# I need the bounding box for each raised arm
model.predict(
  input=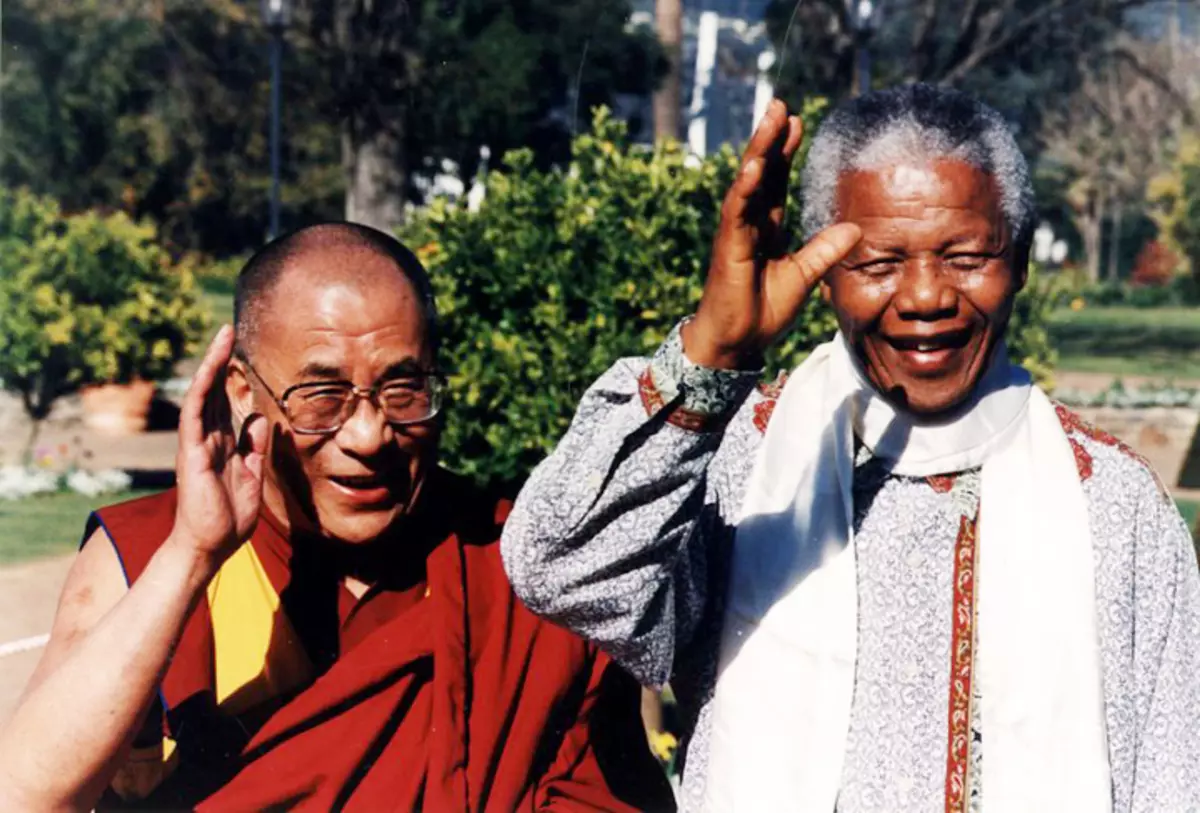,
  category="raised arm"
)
[501,328,760,687]
[0,326,266,810]
[502,100,861,686]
